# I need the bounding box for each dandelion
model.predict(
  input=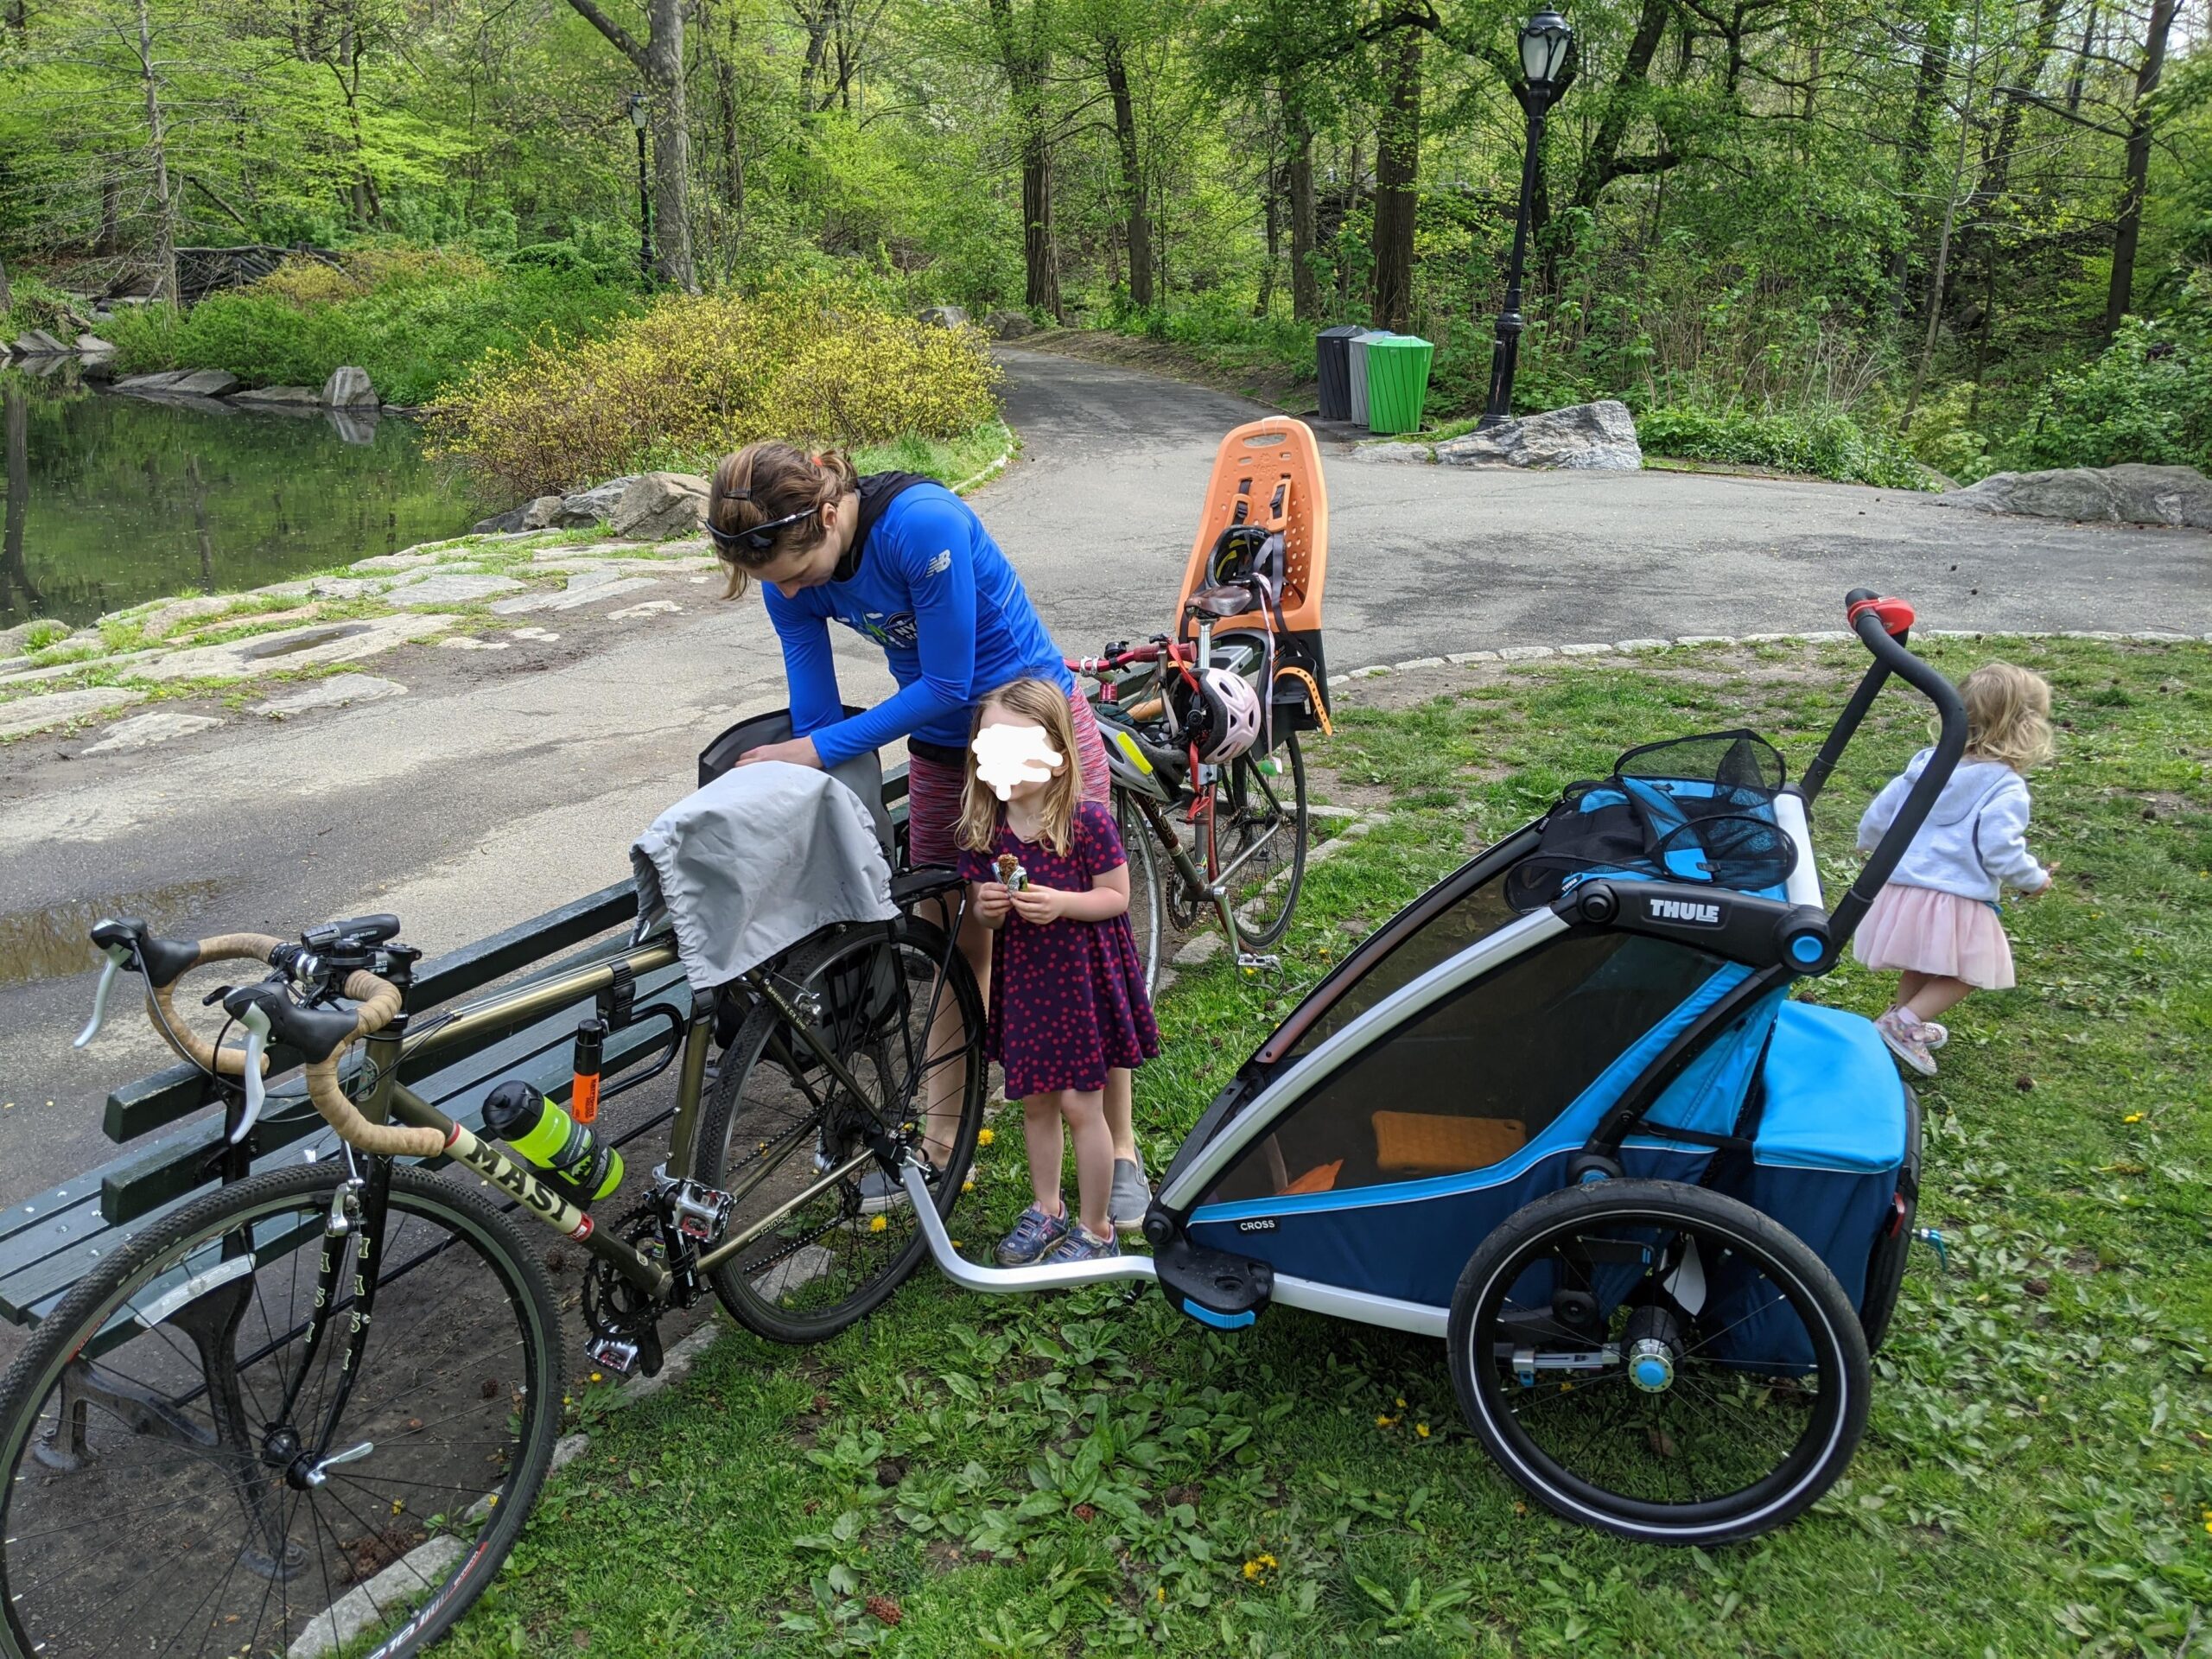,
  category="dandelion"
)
[962,1179,975,1192]
[1376,1414,1398,1428]
[1395,1396,1407,1408]
[2123,1113,2145,1123]
[590,1372,603,1383]
[1242,1554,1277,1583]
[1415,1424,1431,1440]
[976,1128,995,1147]
[869,1215,888,1233]
[1156,1586,1166,1603]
